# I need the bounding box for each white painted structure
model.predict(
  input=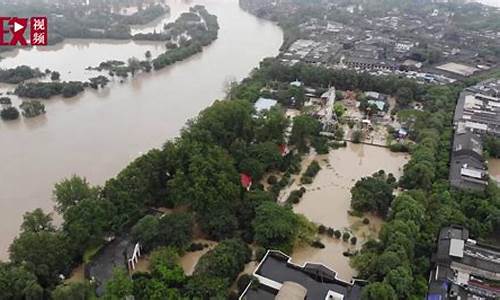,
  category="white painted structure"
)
[127,243,142,270]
